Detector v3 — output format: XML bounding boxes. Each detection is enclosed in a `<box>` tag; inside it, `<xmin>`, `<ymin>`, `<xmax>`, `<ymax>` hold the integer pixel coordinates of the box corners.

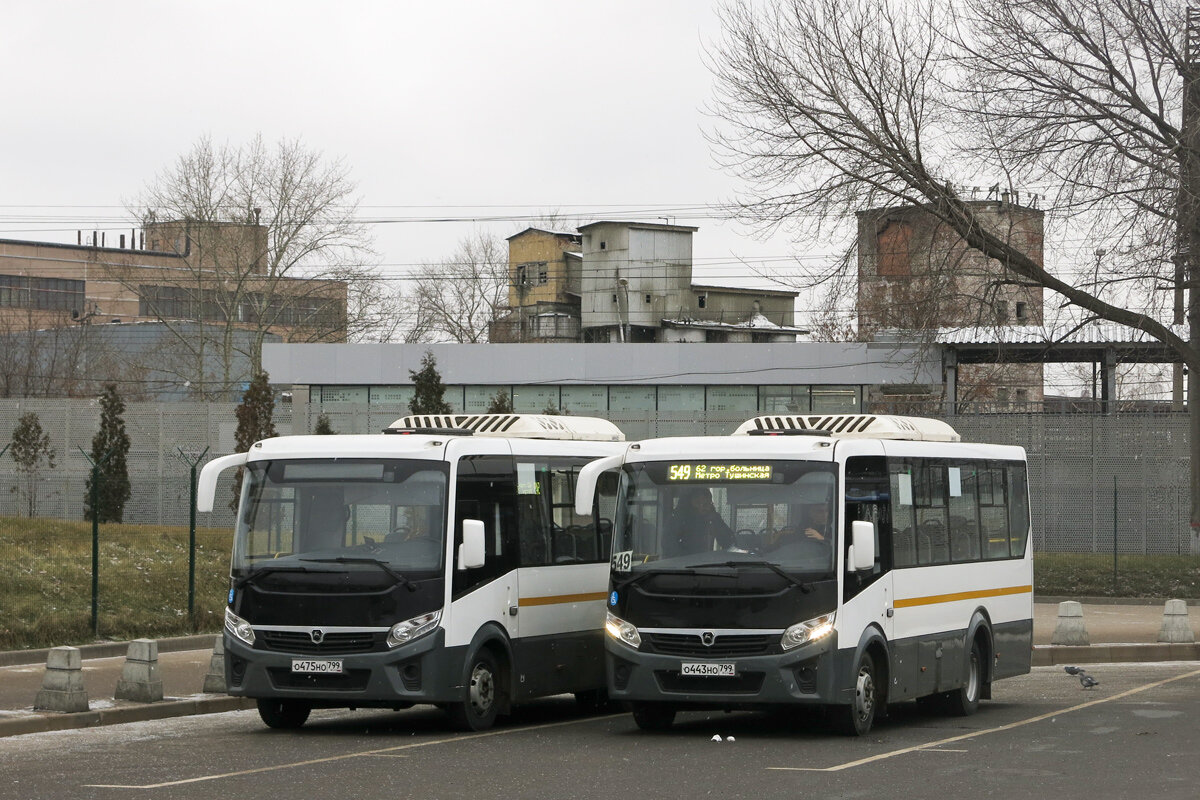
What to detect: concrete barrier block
<box><xmin>202</xmin><ymin>635</ymin><xmax>227</xmax><ymax>693</ymax></box>
<box><xmin>1051</xmin><ymin>600</ymin><xmax>1090</xmax><ymax>646</ymax></box>
<box><xmin>1157</xmin><ymin>599</ymin><xmax>1196</xmax><ymax>643</ymax></box>
<box><xmin>34</xmin><ymin>646</ymin><xmax>89</xmax><ymax>713</ymax></box>
<box><xmin>114</xmin><ymin>638</ymin><xmax>163</xmax><ymax>703</ymax></box>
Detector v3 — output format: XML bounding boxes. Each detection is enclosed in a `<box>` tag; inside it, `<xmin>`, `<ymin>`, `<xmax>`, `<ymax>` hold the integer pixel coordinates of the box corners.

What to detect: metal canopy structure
<box><xmin>931</xmin><ymin>323</ymin><xmax>1186</xmax><ymax>413</ymax></box>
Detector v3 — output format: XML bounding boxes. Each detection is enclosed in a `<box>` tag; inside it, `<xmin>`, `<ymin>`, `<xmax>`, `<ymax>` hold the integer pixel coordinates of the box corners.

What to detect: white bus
<box><xmin>197</xmin><ymin>414</ymin><xmax>624</xmax><ymax>731</ymax></box>
<box><xmin>574</xmin><ymin>414</ymin><xmax>1032</xmax><ymax>735</ymax></box>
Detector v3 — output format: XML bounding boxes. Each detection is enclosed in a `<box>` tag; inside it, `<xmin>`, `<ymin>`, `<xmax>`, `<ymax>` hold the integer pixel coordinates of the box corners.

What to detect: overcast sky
<box><xmin>1</xmin><ymin>0</ymin><xmax>819</xmax><ymax>292</ymax></box>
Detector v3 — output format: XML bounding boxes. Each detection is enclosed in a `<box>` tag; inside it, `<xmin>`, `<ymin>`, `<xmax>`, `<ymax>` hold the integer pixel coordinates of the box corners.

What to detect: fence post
<box><xmin>79</xmin><ymin>446</ymin><xmax>115</xmax><ymax>638</ymax></box>
<box><xmin>178</xmin><ymin>447</ymin><xmax>210</xmax><ymax>620</ymax></box>
<box><xmin>1112</xmin><ymin>475</ymin><xmax>1118</xmax><ymax>592</ymax></box>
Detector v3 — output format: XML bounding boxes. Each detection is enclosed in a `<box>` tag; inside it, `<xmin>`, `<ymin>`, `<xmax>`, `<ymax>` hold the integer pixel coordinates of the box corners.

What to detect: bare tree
<box><xmin>707</xmin><ymin>0</ymin><xmax>1200</xmax><ymax>531</ymax></box>
<box><xmin>407</xmin><ymin>231</ymin><xmax>509</xmax><ymax>343</ymax></box>
<box><xmin>116</xmin><ymin>135</ymin><xmax>387</xmax><ymax>398</ymax></box>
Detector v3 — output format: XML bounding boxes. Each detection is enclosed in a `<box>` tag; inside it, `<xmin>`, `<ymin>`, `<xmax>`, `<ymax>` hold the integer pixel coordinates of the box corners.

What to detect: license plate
<box><xmin>680</xmin><ymin>662</ymin><xmax>735</xmax><ymax>677</ymax></box>
<box><xmin>291</xmin><ymin>659</ymin><xmax>343</xmax><ymax>674</ymax></box>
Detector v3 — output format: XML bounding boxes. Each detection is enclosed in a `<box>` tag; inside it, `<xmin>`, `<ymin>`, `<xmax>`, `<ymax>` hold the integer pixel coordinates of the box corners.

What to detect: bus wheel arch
<box><xmin>448</xmin><ymin>626</ymin><xmax>514</xmax><ymax>731</ymax></box>
<box><xmin>830</xmin><ymin>626</ymin><xmax>889</xmax><ymax>736</ymax></box>
<box><xmin>965</xmin><ymin>610</ymin><xmax>994</xmax><ymax>700</ymax></box>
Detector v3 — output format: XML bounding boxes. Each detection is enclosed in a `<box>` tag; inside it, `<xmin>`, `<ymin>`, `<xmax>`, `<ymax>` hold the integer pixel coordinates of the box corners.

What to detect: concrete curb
<box><xmin>0</xmin><ymin>634</ymin><xmax>220</xmax><ymax>668</ymax></box>
<box><xmin>0</xmin><ymin>695</ymin><xmax>255</xmax><ymax>738</ymax></box>
<box><xmin>1032</xmin><ymin>642</ymin><xmax>1200</xmax><ymax>666</ymax></box>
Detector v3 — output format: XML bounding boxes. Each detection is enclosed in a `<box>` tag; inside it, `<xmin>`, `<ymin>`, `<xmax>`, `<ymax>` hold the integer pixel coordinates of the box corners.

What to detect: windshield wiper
<box><xmin>233</xmin><ymin>565</ymin><xmax>315</xmax><ymax>590</ymax></box>
<box><xmin>685</xmin><ymin>560</ymin><xmax>814</xmax><ymax>594</ymax></box>
<box><xmin>300</xmin><ymin>556</ymin><xmax>417</xmax><ymax>592</ymax></box>
<box><xmin>613</xmin><ymin>568</ymin><xmax>699</xmax><ymax>592</ymax></box>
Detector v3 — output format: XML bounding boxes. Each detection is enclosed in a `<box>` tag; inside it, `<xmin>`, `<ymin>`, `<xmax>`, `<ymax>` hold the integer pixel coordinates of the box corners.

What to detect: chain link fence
<box><xmin>0</xmin><ymin>398</ymin><xmax>1193</xmax><ymax>554</ymax></box>
<box><xmin>0</xmin><ymin>399</ymin><xmax>1194</xmax><ymax>647</ymax></box>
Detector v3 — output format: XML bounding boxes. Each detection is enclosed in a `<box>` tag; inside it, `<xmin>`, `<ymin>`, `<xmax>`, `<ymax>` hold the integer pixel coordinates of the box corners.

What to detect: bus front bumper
<box><xmin>223</xmin><ymin>628</ymin><xmax>465</xmax><ymax>708</ymax></box>
<box><xmin>605</xmin><ymin>634</ymin><xmax>845</xmax><ymax>709</ymax></box>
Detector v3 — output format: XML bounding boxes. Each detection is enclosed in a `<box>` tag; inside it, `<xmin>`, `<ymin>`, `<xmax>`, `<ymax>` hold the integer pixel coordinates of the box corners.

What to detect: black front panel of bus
<box><xmin>233</xmin><ymin>575</ymin><xmax>444</xmax><ymax>628</ymax></box>
<box><xmin>613</xmin><ymin>575</ymin><xmax>838</xmax><ymax>630</ymax></box>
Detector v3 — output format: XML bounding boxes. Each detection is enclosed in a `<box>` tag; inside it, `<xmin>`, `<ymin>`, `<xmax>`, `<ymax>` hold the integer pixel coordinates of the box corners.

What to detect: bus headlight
<box><xmin>605</xmin><ymin>611</ymin><xmax>642</xmax><ymax>649</ymax></box>
<box><xmin>781</xmin><ymin>613</ymin><xmax>835</xmax><ymax>651</ymax></box>
<box><xmin>224</xmin><ymin>607</ymin><xmax>255</xmax><ymax>646</ymax></box>
<box><xmin>387</xmin><ymin>610</ymin><xmax>442</xmax><ymax>648</ymax></box>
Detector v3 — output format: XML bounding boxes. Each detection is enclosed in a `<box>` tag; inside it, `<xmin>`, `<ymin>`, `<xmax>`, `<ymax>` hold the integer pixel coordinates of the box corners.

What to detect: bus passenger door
<box><xmin>842</xmin><ymin>452</ymin><xmax>893</xmax><ymax>644</ymax></box>
<box><xmin>450</xmin><ymin>451</ymin><xmax>520</xmax><ymax>647</ymax></box>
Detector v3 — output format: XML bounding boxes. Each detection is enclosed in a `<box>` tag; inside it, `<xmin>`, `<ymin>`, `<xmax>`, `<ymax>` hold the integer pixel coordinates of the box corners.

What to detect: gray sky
<box><xmin>1</xmin><ymin>0</ymin><xmax>817</xmax><ymax>292</ymax></box>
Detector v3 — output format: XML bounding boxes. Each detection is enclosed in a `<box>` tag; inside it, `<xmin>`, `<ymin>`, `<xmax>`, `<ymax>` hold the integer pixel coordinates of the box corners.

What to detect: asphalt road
<box><xmin>2</xmin><ymin>662</ymin><xmax>1198</xmax><ymax>800</ymax></box>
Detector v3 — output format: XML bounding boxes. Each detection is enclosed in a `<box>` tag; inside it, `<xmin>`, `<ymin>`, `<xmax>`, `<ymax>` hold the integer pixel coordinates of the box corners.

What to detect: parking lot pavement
<box><xmin>1</xmin><ymin>662</ymin><xmax>1198</xmax><ymax>800</ymax></box>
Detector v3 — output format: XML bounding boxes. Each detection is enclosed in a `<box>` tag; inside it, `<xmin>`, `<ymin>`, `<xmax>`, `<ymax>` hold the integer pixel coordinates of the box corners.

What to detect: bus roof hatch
<box><xmin>385</xmin><ymin>414</ymin><xmax>625</xmax><ymax>442</ymax></box>
<box><xmin>733</xmin><ymin>414</ymin><xmax>960</xmax><ymax>442</ymax></box>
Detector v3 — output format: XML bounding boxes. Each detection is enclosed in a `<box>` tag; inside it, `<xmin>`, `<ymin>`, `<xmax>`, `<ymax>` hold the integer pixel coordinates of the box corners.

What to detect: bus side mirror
<box><xmin>458</xmin><ymin>519</ymin><xmax>486</xmax><ymax>570</ymax></box>
<box><xmin>196</xmin><ymin>452</ymin><xmax>249</xmax><ymax>512</ymax></box>
<box><xmin>849</xmin><ymin>520</ymin><xmax>875</xmax><ymax>572</ymax></box>
<box><xmin>574</xmin><ymin>454</ymin><xmax>625</xmax><ymax>517</ymax></box>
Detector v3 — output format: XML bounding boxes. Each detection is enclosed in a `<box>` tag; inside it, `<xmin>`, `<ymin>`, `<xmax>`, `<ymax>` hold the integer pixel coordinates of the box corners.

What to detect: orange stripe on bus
<box><xmin>893</xmin><ymin>585</ymin><xmax>1032</xmax><ymax>609</ymax></box>
<box><xmin>518</xmin><ymin>592</ymin><xmax>609</xmax><ymax>607</ymax></box>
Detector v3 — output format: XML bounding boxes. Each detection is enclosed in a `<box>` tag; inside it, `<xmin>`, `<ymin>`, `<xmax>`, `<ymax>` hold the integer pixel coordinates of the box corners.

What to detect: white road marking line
<box><xmin>84</xmin><ymin>713</ymin><xmax>623</xmax><ymax>789</ymax></box>
<box><xmin>769</xmin><ymin>666</ymin><xmax>1200</xmax><ymax>773</ymax></box>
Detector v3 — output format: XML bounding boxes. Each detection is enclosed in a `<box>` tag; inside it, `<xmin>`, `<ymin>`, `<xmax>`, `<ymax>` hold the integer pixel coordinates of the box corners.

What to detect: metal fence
<box><xmin>0</xmin><ymin>398</ymin><xmax>1194</xmax><ymax>555</ymax></box>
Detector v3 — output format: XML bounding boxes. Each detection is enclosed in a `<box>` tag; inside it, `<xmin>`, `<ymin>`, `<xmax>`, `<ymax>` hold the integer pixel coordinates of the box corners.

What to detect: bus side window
<box><xmin>889</xmin><ymin>463</ymin><xmax>916</xmax><ymax>568</ymax></box>
<box><xmin>980</xmin><ymin>465</ymin><xmax>1011</xmax><ymax>559</ymax></box>
<box><xmin>845</xmin><ymin>455</ymin><xmax>889</xmax><ymax>601</ymax></box>
<box><xmin>1007</xmin><ymin>463</ymin><xmax>1030</xmax><ymax>557</ymax></box>
<box><xmin>453</xmin><ymin>455</ymin><xmax>518</xmax><ymax>599</ymax></box>
<box><xmin>948</xmin><ymin>463</ymin><xmax>982</xmax><ymax>562</ymax></box>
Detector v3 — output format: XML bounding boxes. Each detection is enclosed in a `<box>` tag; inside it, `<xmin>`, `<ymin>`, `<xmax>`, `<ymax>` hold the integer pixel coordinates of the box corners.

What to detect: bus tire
<box><xmin>829</xmin><ymin>651</ymin><xmax>877</xmax><ymax>736</ymax></box>
<box><xmin>448</xmin><ymin>649</ymin><xmax>501</xmax><ymax>731</ymax></box>
<box><xmin>256</xmin><ymin>698</ymin><xmax>311</xmax><ymax>729</ymax></box>
<box><xmin>943</xmin><ymin>639</ymin><xmax>983</xmax><ymax>717</ymax></box>
<box><xmin>631</xmin><ymin>702</ymin><xmax>676</xmax><ymax>731</ymax></box>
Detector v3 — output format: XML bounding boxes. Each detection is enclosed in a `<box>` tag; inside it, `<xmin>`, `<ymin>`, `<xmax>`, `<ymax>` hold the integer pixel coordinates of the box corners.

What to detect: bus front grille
<box><xmin>258</xmin><ymin>630</ymin><xmax>381</xmax><ymax>654</ymax></box>
<box><xmin>645</xmin><ymin>632</ymin><xmax>774</xmax><ymax>658</ymax></box>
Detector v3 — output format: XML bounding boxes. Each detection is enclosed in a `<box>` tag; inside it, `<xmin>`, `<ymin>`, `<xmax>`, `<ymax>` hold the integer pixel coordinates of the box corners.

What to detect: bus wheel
<box><xmin>256</xmin><ymin>698</ymin><xmax>311</xmax><ymax>729</ymax></box>
<box><xmin>449</xmin><ymin>650</ymin><xmax>501</xmax><ymax>731</ymax></box>
<box><xmin>943</xmin><ymin>639</ymin><xmax>983</xmax><ymax>717</ymax></box>
<box><xmin>631</xmin><ymin>702</ymin><xmax>676</xmax><ymax>731</ymax></box>
<box><xmin>830</xmin><ymin>651</ymin><xmax>877</xmax><ymax>736</ymax></box>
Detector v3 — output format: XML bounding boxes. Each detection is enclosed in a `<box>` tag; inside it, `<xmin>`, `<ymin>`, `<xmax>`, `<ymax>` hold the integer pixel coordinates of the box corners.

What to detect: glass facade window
<box><xmin>609</xmin><ymin>386</ymin><xmax>656</xmax><ymax>412</ymax></box>
<box><xmin>657</xmin><ymin>385</ymin><xmax>704</xmax><ymax>412</ymax></box>
<box><xmin>560</xmin><ymin>385</ymin><xmax>607</xmax><ymax>414</ymax></box>
<box><xmin>463</xmin><ymin>385</ymin><xmax>495</xmax><ymax>413</ymax></box>
<box><xmin>811</xmin><ymin>386</ymin><xmax>860</xmax><ymax>414</ymax></box>
<box><xmin>370</xmin><ymin>386</ymin><xmax>415</xmax><ymax>407</ymax></box>
<box><xmin>706</xmin><ymin>385</ymin><xmax>758</xmax><ymax>413</ymax></box>
<box><xmin>513</xmin><ymin>385</ymin><xmax>560</xmax><ymax>413</ymax></box>
<box><xmin>760</xmin><ymin>386</ymin><xmax>811</xmax><ymax>413</ymax></box>
<box><xmin>320</xmin><ymin>386</ymin><xmax>368</xmax><ymax>404</ymax></box>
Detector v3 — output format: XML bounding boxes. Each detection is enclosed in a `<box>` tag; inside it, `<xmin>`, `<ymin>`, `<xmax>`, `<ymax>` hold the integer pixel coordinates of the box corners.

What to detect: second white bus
<box><xmin>574</xmin><ymin>414</ymin><xmax>1032</xmax><ymax>735</ymax></box>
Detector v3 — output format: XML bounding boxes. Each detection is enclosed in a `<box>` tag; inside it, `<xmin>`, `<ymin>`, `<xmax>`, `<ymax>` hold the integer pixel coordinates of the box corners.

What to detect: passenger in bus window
<box><xmin>665</xmin><ymin>487</ymin><xmax>733</xmax><ymax>557</ymax></box>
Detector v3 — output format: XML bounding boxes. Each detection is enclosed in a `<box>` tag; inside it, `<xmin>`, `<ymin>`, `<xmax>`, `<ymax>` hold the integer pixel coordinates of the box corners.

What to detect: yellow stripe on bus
<box><xmin>893</xmin><ymin>585</ymin><xmax>1032</xmax><ymax>609</ymax></box>
<box><xmin>518</xmin><ymin>592</ymin><xmax>609</xmax><ymax>607</ymax></box>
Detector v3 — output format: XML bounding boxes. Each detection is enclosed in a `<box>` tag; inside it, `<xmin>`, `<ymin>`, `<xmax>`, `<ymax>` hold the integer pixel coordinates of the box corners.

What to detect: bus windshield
<box><xmin>233</xmin><ymin>459</ymin><xmax>449</xmax><ymax>575</ymax></box>
<box><xmin>613</xmin><ymin>460</ymin><xmax>838</xmax><ymax>577</ymax></box>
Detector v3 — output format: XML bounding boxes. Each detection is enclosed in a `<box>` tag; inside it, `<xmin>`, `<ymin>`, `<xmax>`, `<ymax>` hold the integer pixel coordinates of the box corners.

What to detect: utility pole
<box><xmin>1181</xmin><ymin>6</ymin><xmax>1200</xmax><ymax>552</ymax></box>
